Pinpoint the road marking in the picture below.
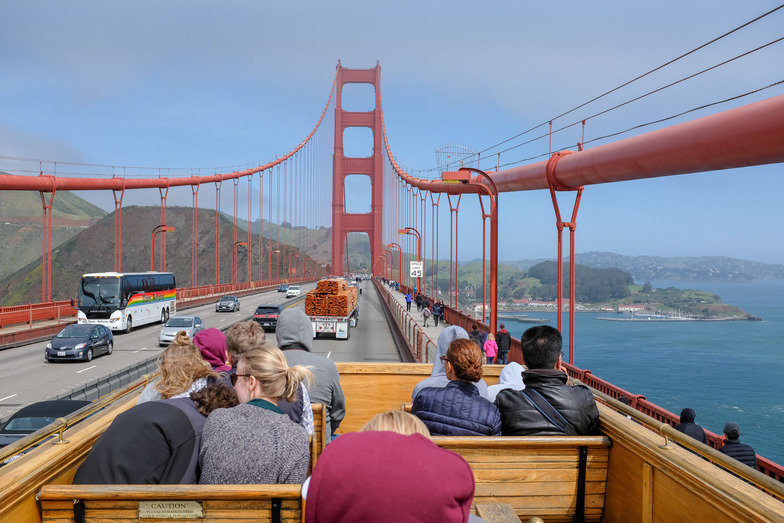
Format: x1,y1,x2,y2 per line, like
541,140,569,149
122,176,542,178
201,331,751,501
0,394,18,402
133,347,148,353
77,365,97,373
326,351,332,359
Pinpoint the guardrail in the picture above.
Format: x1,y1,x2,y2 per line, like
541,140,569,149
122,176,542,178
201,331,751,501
0,301,75,329
374,281,437,362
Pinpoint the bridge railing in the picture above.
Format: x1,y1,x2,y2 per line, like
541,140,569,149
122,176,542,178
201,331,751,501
375,281,437,363
0,301,75,329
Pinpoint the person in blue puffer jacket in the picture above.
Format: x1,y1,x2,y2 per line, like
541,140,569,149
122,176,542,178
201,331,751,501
412,338,501,436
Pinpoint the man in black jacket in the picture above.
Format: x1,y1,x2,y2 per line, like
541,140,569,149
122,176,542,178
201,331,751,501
494,325,599,436
718,422,757,469
495,324,511,365
673,408,708,444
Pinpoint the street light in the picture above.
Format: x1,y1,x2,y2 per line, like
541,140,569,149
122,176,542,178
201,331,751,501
268,249,281,282
386,242,403,288
232,241,247,284
442,167,499,335
291,253,301,279
150,225,175,271
398,227,422,292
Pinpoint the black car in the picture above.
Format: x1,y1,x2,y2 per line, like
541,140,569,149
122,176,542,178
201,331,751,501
0,400,91,448
216,295,240,312
253,304,285,331
45,324,113,362
277,284,289,293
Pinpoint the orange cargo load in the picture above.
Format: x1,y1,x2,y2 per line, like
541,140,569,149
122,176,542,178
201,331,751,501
306,279,358,317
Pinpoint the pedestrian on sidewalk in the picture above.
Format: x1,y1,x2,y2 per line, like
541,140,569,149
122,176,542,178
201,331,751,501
405,291,413,311
432,302,442,327
422,306,431,327
483,333,498,365
415,293,423,312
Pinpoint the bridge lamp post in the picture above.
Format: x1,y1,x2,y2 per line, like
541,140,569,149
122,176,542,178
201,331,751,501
150,225,175,272
386,242,403,288
268,249,281,282
232,241,247,285
442,167,499,335
398,227,422,292
291,253,301,279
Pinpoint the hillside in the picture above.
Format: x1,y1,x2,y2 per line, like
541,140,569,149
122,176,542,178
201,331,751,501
0,206,322,306
0,191,106,281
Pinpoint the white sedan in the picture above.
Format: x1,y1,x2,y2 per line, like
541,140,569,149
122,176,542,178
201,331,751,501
285,285,302,298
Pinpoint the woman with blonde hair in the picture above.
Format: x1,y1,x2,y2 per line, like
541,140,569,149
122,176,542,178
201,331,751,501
412,338,501,436
138,331,216,404
361,410,430,437
199,344,314,484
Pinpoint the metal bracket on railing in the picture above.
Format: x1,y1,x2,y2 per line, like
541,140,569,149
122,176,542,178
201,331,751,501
658,424,675,450
51,417,69,445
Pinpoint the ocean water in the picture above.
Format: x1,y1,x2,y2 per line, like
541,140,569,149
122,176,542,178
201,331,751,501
500,280,784,466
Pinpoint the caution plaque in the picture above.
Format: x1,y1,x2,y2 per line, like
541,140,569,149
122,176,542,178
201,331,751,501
138,501,204,518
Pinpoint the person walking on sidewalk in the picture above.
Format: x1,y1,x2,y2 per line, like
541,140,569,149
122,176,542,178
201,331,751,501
422,306,432,327
405,291,413,311
415,293,423,312
483,333,498,364
496,324,511,365
432,302,442,327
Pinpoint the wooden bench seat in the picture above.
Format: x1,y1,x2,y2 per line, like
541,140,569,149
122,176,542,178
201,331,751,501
37,484,303,523
432,435,611,523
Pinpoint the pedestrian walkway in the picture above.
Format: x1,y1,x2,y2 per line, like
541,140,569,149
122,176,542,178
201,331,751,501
378,283,449,362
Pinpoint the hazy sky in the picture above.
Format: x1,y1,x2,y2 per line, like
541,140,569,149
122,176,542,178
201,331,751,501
1,1,783,264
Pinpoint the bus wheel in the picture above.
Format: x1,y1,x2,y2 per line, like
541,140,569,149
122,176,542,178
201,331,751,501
125,317,133,334
161,309,167,324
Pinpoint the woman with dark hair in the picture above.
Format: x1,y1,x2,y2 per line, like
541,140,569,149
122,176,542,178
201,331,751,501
412,338,501,436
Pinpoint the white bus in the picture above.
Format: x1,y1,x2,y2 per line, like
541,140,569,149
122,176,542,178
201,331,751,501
76,272,176,333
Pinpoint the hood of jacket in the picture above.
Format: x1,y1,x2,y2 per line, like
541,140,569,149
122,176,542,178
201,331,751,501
276,308,313,352
431,326,469,377
679,408,696,424
193,328,230,371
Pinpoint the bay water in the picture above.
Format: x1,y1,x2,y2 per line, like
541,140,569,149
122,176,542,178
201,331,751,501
500,280,784,466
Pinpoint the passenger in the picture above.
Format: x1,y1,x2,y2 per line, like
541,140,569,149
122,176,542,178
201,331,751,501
304,431,482,523
227,319,313,434
486,362,526,403
137,332,217,404
193,327,232,373
74,384,238,484
199,345,313,484
360,409,430,436
718,422,757,469
412,326,490,400
495,323,511,365
483,333,498,364
495,325,599,436
276,308,346,436
412,338,501,436
673,408,708,444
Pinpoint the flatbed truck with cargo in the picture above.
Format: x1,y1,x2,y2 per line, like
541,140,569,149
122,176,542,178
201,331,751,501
305,278,360,340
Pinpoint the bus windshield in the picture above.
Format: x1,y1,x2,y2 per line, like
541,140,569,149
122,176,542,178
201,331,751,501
79,277,121,310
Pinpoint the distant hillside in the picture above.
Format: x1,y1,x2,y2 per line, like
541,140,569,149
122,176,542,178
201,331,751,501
0,191,106,281
573,252,784,282
0,206,322,306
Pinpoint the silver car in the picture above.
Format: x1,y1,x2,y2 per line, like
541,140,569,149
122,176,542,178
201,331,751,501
158,316,205,346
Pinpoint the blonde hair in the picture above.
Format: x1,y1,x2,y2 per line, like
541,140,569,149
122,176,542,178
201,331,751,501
225,320,266,360
157,331,216,398
361,410,430,437
238,345,313,402
487,333,495,341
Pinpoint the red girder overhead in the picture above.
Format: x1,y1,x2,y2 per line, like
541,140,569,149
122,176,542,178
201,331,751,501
331,62,384,275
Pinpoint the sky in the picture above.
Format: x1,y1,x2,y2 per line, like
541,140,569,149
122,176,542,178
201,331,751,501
1,1,783,265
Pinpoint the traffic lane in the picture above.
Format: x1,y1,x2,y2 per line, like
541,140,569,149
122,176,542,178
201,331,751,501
0,287,305,419
307,280,401,363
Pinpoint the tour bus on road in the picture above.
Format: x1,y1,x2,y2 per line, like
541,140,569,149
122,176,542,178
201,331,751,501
75,272,176,333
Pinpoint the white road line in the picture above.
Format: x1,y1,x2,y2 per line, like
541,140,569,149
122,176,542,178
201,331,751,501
76,365,97,374
326,351,332,359
0,394,18,402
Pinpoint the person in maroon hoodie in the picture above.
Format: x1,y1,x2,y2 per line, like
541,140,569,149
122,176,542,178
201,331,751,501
304,430,484,522
193,328,231,373
495,323,511,365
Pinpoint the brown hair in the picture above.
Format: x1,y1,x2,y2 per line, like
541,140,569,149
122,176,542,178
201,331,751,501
190,384,239,416
225,320,266,360
361,410,430,437
238,345,313,402
445,338,483,382
156,332,216,398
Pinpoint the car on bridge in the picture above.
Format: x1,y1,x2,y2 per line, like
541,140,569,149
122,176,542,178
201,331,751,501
0,400,92,449
158,316,205,346
45,324,113,363
277,284,289,293
253,304,285,331
215,295,240,312
286,285,302,298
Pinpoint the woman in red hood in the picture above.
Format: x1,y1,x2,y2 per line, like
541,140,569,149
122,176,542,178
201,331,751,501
193,328,231,372
305,430,479,522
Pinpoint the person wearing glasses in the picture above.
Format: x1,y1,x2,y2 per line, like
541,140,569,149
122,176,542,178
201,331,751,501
412,338,501,436
199,345,313,485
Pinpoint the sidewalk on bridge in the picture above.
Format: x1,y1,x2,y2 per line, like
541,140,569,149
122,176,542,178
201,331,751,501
379,283,450,358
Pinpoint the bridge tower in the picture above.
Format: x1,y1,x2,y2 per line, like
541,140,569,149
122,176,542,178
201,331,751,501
332,62,384,276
